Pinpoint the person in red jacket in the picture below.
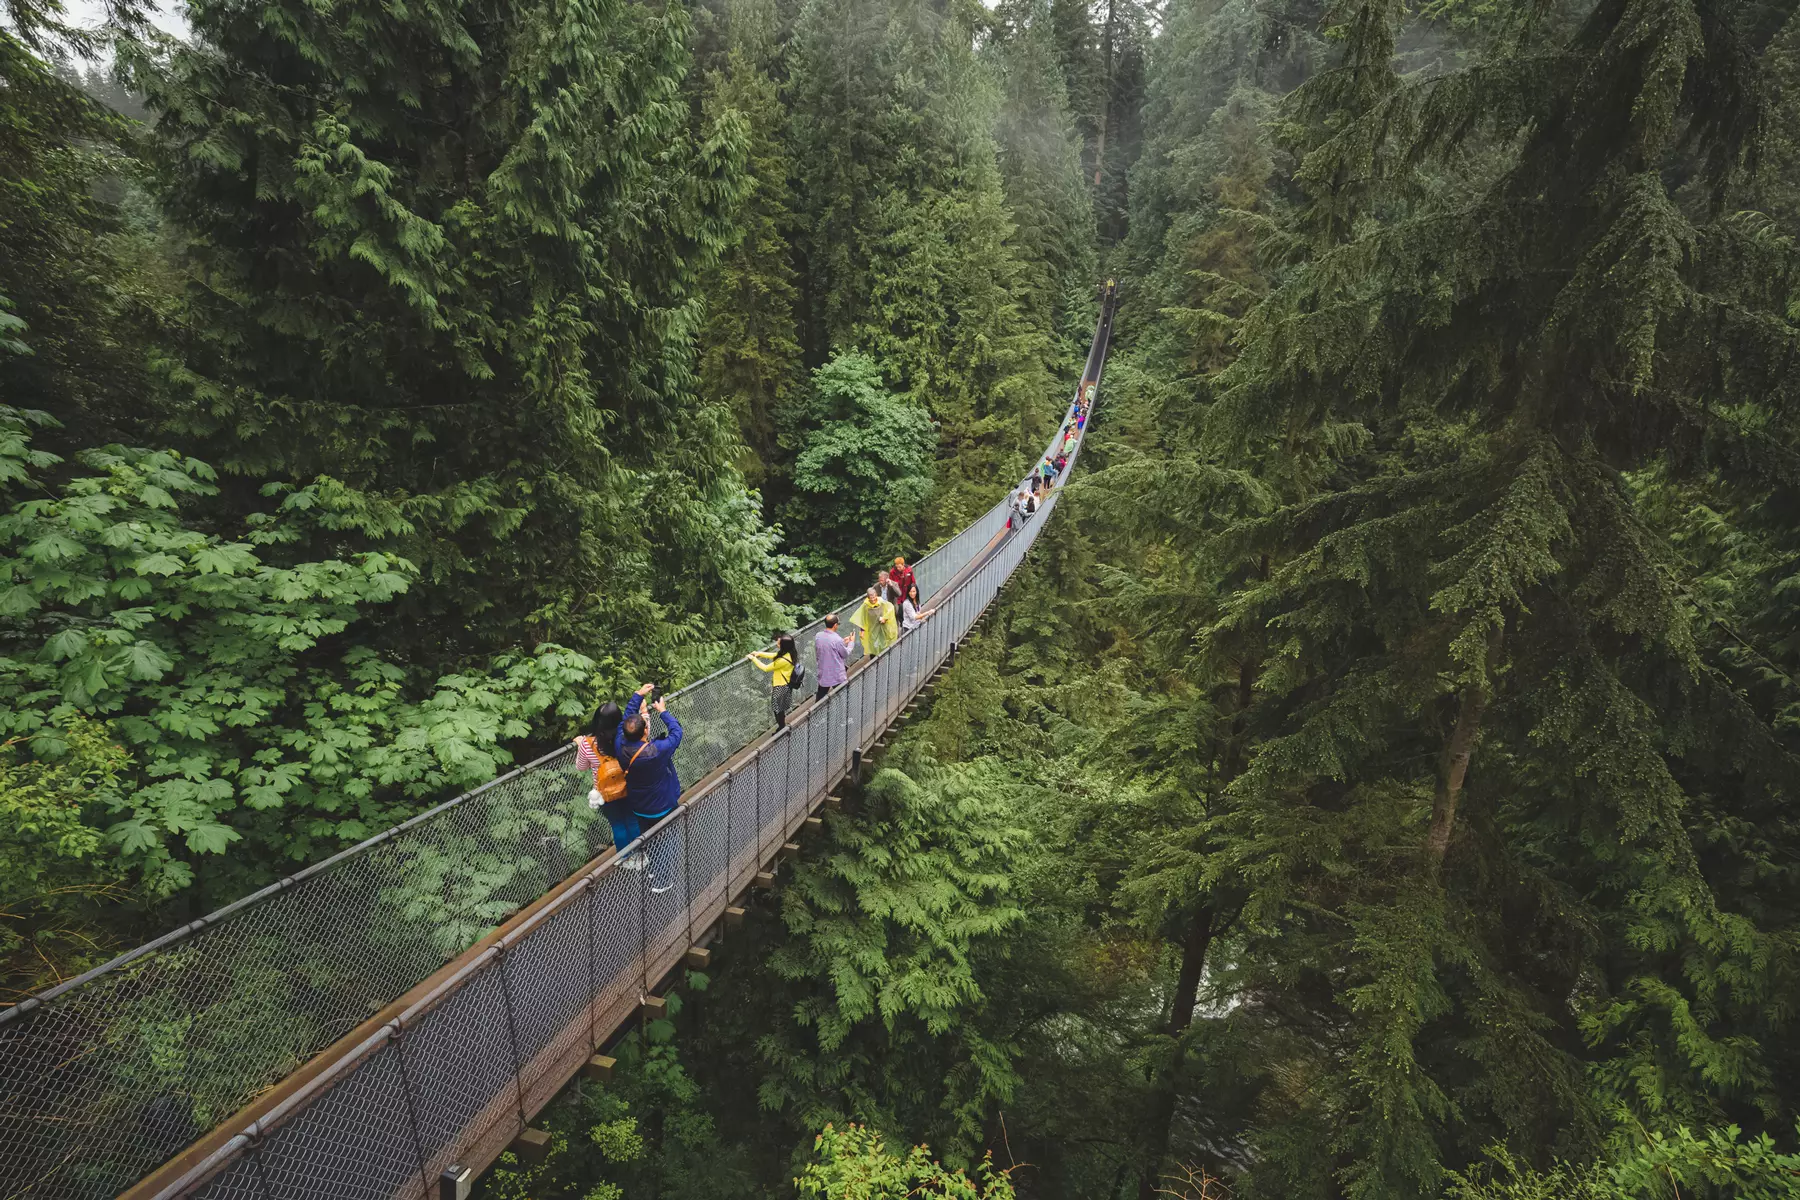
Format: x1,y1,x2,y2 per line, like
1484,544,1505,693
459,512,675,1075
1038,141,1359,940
890,556,916,606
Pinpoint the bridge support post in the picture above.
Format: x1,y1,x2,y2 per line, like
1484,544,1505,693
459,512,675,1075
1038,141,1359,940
441,1165,474,1200
850,748,862,784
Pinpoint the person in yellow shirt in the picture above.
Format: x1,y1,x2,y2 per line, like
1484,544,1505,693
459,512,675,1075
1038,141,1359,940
746,633,800,728
849,587,898,657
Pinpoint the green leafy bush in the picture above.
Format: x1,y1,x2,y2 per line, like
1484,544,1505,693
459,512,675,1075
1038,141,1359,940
0,406,595,917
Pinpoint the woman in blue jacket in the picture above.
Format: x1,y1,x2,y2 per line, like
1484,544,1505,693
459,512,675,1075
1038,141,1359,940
612,683,684,893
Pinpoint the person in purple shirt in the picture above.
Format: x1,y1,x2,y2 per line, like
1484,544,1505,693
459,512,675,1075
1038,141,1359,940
813,613,854,700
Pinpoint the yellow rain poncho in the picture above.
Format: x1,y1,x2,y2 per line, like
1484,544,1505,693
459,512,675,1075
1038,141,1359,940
849,594,898,657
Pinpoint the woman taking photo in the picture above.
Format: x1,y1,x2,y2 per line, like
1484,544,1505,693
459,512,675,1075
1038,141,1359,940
747,633,801,728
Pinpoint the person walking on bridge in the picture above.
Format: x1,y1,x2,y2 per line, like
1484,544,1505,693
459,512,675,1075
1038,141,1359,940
814,613,853,701
890,556,916,605
746,633,800,729
851,587,898,657
615,683,682,893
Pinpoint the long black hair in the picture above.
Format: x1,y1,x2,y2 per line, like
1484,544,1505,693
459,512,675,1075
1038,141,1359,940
592,701,623,745
775,633,798,662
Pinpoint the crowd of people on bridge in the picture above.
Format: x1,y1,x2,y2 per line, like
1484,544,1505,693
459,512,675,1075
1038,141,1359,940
569,389,1093,883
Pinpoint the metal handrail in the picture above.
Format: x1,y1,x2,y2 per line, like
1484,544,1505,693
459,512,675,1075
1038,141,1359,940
0,286,1118,1200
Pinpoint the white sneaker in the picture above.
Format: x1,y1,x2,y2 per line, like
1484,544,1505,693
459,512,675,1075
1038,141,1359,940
650,878,674,895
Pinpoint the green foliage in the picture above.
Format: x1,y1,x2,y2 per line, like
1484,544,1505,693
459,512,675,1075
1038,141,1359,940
787,0,1062,532
478,988,765,1200
781,352,937,583
0,406,595,906
697,0,805,480
797,1124,1017,1200
759,752,1028,1164
1089,0,1800,1194
135,0,787,677
0,16,157,447
0,716,133,998
989,0,1099,351
1448,1125,1800,1200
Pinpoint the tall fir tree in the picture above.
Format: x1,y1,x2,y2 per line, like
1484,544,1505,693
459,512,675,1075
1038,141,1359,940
696,0,805,484
787,0,1057,534
136,0,786,682
1105,0,1800,1193
988,0,1102,353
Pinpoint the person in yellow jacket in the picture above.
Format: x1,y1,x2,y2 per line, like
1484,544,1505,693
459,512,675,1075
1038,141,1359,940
849,587,899,657
746,633,801,728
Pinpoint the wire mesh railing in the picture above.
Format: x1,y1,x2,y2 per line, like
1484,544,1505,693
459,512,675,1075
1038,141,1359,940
0,287,1117,1200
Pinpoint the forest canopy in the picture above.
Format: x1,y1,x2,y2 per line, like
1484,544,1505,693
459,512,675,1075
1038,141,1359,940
5,0,1800,1197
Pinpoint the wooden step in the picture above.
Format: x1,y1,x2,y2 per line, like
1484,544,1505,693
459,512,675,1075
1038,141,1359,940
511,1128,553,1163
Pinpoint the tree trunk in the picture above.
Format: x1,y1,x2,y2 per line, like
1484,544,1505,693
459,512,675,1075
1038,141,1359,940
1137,906,1214,1200
1093,0,1116,188
1424,625,1500,872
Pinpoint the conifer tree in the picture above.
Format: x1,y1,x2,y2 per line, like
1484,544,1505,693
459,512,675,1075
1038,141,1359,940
988,0,1101,350
758,753,1028,1164
1115,0,1800,1192
137,0,785,679
697,0,805,481
787,0,1056,531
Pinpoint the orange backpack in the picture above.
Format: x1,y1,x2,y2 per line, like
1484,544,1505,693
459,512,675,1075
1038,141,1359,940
578,735,629,804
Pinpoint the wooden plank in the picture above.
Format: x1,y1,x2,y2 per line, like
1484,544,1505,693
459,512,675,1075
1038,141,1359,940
724,906,746,928
584,1055,616,1081
682,947,711,969
510,1129,552,1163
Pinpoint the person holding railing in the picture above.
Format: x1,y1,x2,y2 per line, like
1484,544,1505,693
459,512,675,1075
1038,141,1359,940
614,683,682,894
901,583,937,632
746,633,801,729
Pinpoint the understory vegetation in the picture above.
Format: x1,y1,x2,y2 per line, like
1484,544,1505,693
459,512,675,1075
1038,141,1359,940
5,0,1800,1195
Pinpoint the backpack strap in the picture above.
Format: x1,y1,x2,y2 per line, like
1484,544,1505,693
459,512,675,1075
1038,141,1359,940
628,738,654,766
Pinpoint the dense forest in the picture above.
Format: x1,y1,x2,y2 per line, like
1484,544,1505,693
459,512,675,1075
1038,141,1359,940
5,0,1800,1195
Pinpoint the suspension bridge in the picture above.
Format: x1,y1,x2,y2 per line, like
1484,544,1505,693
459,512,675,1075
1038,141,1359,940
0,285,1119,1200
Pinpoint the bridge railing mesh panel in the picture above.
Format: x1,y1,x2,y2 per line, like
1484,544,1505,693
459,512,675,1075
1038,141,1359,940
0,294,1115,1200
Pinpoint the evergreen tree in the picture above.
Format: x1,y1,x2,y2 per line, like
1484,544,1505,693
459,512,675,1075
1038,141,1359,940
787,0,1057,532
136,0,786,681
1109,0,1800,1192
988,0,1102,352
0,3,157,449
758,752,1028,1164
697,0,805,483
